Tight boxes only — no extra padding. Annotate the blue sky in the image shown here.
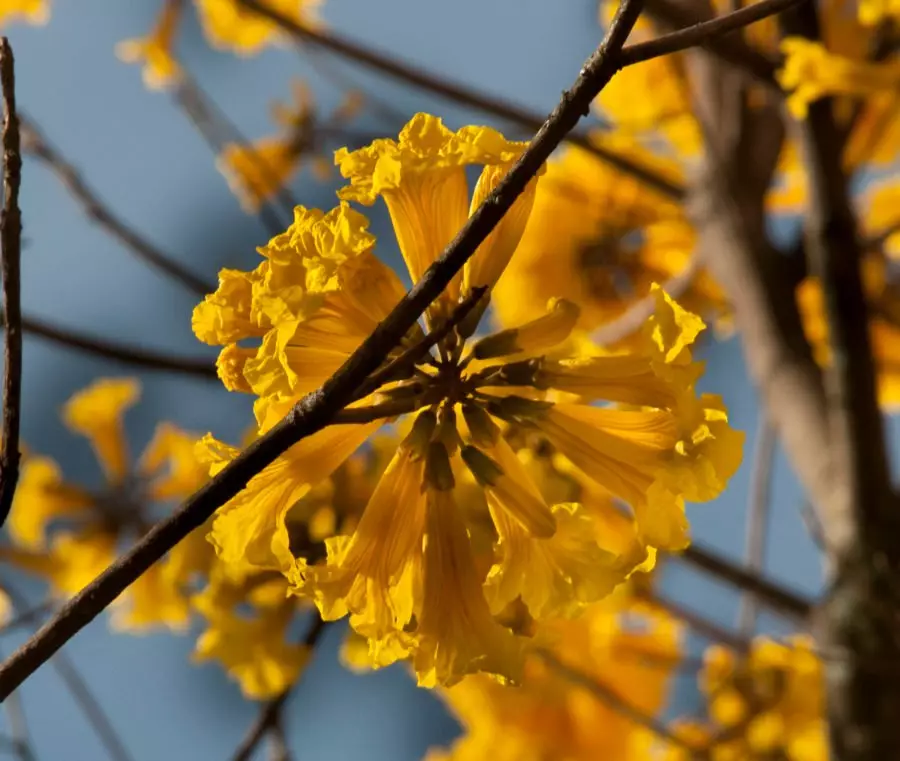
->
[0,2,827,759]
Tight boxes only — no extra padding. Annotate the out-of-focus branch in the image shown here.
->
[0,38,22,531]
[540,649,703,753]
[780,4,900,759]
[0,0,646,697]
[14,313,217,379]
[737,413,776,635]
[172,71,294,236]
[232,616,328,761]
[236,0,684,200]
[639,588,752,652]
[676,543,813,620]
[19,116,214,297]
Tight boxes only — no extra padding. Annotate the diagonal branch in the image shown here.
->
[0,0,646,698]
[231,616,328,761]
[19,116,214,298]
[0,38,22,531]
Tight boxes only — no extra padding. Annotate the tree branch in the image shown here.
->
[232,616,328,761]
[16,313,217,379]
[235,0,683,201]
[0,38,21,531]
[0,0,646,698]
[19,116,214,297]
[737,413,776,636]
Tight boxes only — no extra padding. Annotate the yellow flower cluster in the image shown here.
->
[426,586,683,761]
[193,112,743,686]
[3,378,208,631]
[665,637,827,761]
[0,0,48,27]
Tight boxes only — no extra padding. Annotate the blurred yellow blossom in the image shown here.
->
[194,0,321,56]
[3,378,208,632]
[0,0,48,26]
[116,0,183,90]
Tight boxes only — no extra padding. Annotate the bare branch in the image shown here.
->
[737,413,776,635]
[232,617,328,761]
[235,0,683,201]
[16,314,217,379]
[0,0,646,697]
[676,543,812,621]
[19,116,214,297]
[621,0,806,69]
[638,588,752,653]
[0,39,21,531]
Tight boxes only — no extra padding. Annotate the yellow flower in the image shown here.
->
[219,83,361,212]
[693,636,827,761]
[6,378,207,632]
[858,0,900,25]
[430,589,683,761]
[193,572,310,699]
[194,0,320,56]
[116,0,182,90]
[195,114,742,685]
[0,0,48,26]
[778,37,900,119]
[491,138,728,346]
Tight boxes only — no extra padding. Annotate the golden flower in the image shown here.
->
[0,0,48,26]
[116,0,182,90]
[194,0,320,56]
[428,587,683,761]
[5,378,208,632]
[219,82,361,212]
[194,113,743,685]
[491,138,729,347]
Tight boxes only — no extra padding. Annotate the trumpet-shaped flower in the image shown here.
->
[5,378,208,632]
[116,0,183,90]
[194,113,742,685]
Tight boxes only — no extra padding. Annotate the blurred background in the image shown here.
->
[0,1,823,758]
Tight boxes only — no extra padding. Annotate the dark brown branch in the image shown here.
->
[645,0,785,88]
[236,0,684,201]
[737,413,776,635]
[0,39,21,532]
[332,397,424,425]
[676,543,813,620]
[0,0,645,698]
[620,0,806,69]
[18,314,217,379]
[19,116,213,297]
[639,589,751,653]
[232,616,328,761]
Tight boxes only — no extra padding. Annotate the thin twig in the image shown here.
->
[0,644,33,761]
[16,314,217,379]
[332,397,425,425]
[0,39,21,531]
[49,652,135,761]
[0,0,646,699]
[737,413,776,636]
[232,616,328,761]
[172,73,291,237]
[236,0,684,200]
[638,589,751,653]
[620,0,806,69]
[540,649,702,752]
[2,584,131,761]
[19,116,213,297]
[354,286,487,400]
[676,543,813,621]
[0,599,54,637]
[644,0,785,88]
